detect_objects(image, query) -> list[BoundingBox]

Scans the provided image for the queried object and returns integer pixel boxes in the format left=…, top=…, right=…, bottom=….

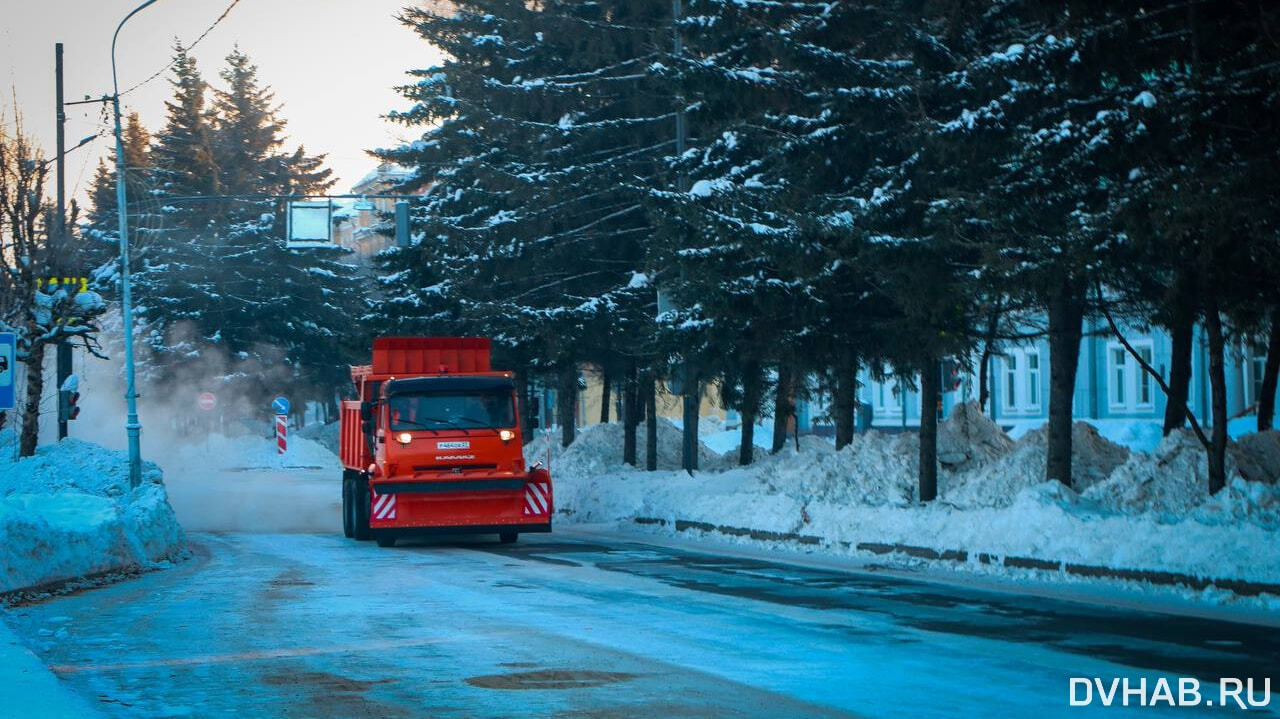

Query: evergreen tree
left=84, top=111, right=155, bottom=285
left=127, top=45, right=364, bottom=407
left=377, top=0, right=671, bottom=446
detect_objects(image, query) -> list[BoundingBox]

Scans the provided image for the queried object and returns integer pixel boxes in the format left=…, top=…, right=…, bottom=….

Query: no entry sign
left=197, top=392, right=216, bottom=411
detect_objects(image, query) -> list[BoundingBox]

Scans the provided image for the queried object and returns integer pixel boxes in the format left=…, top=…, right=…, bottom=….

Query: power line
left=118, top=0, right=244, bottom=98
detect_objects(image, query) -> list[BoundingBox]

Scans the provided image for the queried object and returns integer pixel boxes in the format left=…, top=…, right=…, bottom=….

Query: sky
left=0, top=0, right=444, bottom=203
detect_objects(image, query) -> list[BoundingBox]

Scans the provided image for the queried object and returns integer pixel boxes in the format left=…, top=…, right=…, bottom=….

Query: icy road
left=8, top=529, right=1279, bottom=718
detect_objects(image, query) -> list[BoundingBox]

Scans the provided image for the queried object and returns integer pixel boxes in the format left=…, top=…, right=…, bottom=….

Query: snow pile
left=551, top=418, right=1280, bottom=589
left=296, top=421, right=342, bottom=457
left=528, top=418, right=729, bottom=478
left=0, top=439, right=186, bottom=594
left=1085, top=430, right=1280, bottom=527
left=935, top=401, right=1013, bottom=470
left=948, top=422, right=1129, bottom=508
left=754, top=433, right=917, bottom=508
left=1232, top=430, right=1280, bottom=485
left=177, top=432, right=340, bottom=471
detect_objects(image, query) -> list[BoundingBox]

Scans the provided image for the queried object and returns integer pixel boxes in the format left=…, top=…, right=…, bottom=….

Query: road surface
left=6, top=529, right=1277, bottom=718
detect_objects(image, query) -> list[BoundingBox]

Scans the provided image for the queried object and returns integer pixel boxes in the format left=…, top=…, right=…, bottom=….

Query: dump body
left=340, top=337, right=551, bottom=545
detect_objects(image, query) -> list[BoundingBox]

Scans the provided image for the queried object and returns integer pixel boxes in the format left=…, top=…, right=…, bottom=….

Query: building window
left=1001, top=347, right=1042, bottom=414
left=1244, top=342, right=1268, bottom=408
left=1108, top=341, right=1155, bottom=412
left=870, top=369, right=903, bottom=417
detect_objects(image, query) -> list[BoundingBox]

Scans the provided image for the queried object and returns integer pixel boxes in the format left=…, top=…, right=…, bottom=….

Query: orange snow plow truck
left=340, top=337, right=552, bottom=548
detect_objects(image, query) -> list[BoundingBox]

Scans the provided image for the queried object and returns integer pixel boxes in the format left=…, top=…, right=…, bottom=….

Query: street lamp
left=111, top=0, right=160, bottom=487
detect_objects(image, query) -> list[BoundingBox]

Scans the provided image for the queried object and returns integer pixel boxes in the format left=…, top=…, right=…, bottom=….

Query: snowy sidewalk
left=0, top=615, right=103, bottom=718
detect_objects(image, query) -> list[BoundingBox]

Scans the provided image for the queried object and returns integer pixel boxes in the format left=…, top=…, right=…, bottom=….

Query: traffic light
left=940, top=358, right=964, bottom=392
left=58, top=389, right=81, bottom=422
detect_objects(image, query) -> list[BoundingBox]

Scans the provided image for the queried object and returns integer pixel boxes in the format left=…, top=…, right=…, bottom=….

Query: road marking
left=48, top=633, right=510, bottom=675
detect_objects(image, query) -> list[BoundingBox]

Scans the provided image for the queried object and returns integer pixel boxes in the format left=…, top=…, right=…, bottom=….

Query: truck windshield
left=388, top=390, right=516, bottom=431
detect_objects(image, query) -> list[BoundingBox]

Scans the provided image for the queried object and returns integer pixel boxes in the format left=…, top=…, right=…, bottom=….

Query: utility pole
left=54, top=42, right=73, bottom=441
left=672, top=0, right=699, bottom=473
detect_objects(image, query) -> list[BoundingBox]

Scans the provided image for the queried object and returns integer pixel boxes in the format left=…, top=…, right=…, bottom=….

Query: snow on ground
left=547, top=403, right=1280, bottom=594
left=0, top=618, right=102, bottom=718
left=0, top=439, right=186, bottom=594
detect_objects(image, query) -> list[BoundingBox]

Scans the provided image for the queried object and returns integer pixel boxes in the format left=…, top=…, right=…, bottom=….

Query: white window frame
left=1242, top=342, right=1266, bottom=409
left=870, top=369, right=903, bottom=418
left=1000, top=347, right=1042, bottom=415
left=1107, top=340, right=1155, bottom=413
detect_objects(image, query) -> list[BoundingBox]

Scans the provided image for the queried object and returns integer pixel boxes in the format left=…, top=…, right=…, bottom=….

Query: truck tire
left=375, top=532, right=396, bottom=548
left=341, top=477, right=354, bottom=539
left=353, top=477, right=372, bottom=541
left=499, top=531, right=518, bottom=544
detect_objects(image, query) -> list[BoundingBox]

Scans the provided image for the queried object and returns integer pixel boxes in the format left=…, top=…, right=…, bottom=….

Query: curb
left=633, top=516, right=1280, bottom=598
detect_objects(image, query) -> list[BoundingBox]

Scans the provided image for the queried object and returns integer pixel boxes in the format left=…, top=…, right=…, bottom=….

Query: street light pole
left=111, top=0, right=160, bottom=487
left=55, top=42, right=72, bottom=442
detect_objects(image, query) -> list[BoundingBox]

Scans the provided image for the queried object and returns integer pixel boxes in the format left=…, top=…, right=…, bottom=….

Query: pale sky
left=0, top=0, right=444, bottom=203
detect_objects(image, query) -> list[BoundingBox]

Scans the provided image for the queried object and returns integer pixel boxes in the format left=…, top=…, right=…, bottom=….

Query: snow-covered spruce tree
left=131, top=42, right=222, bottom=381
left=82, top=111, right=156, bottom=287
left=1101, top=1, right=1280, bottom=488
left=130, top=46, right=364, bottom=407
left=0, top=113, right=108, bottom=455
left=650, top=0, right=843, bottom=462
left=917, top=3, right=1155, bottom=489
left=377, top=1, right=671, bottom=446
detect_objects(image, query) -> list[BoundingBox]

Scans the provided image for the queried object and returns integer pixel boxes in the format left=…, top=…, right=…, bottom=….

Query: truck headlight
left=396, top=432, right=413, bottom=445
left=499, top=429, right=514, bottom=442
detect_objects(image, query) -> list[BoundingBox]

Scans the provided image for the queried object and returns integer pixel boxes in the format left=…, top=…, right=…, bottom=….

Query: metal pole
left=112, top=0, right=159, bottom=487
left=55, top=42, right=72, bottom=441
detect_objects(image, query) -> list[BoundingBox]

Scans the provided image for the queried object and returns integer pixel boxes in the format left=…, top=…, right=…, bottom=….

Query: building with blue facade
left=842, top=321, right=1273, bottom=432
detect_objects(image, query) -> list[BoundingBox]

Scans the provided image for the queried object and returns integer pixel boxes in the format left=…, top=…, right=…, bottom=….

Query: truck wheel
left=353, top=477, right=372, bottom=541
left=341, top=477, right=354, bottom=539
left=499, top=531, right=518, bottom=544
left=375, top=532, right=396, bottom=548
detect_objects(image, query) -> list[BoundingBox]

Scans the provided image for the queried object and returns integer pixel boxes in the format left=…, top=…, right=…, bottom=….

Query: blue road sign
left=272, top=395, right=290, bottom=416
left=0, top=333, right=13, bottom=411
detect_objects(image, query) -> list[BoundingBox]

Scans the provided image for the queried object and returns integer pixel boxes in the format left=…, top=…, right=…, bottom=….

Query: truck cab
left=340, top=338, right=552, bottom=547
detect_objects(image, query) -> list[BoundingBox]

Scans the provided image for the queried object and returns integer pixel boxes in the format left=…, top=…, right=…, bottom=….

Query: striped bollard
left=276, top=413, right=287, bottom=454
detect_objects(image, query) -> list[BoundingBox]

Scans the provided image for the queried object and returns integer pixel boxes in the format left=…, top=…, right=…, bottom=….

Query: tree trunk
left=833, top=362, right=857, bottom=450
left=1257, top=307, right=1280, bottom=432
left=739, top=361, right=762, bottom=466
left=1163, top=296, right=1195, bottom=435
left=681, top=389, right=699, bottom=472
left=1205, top=304, right=1228, bottom=494
left=599, top=371, right=611, bottom=424
left=623, top=362, right=638, bottom=466
left=19, top=342, right=47, bottom=457
left=978, top=300, right=1002, bottom=412
left=771, top=364, right=793, bottom=453
left=644, top=372, right=657, bottom=471
left=1045, top=283, right=1084, bottom=487
left=918, top=357, right=940, bottom=503
left=557, top=366, right=577, bottom=448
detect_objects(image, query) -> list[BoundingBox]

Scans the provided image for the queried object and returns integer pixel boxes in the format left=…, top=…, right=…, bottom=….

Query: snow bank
left=175, top=432, right=339, bottom=471
left=550, top=416, right=1280, bottom=590
left=950, top=421, right=1129, bottom=508
left=0, top=439, right=186, bottom=594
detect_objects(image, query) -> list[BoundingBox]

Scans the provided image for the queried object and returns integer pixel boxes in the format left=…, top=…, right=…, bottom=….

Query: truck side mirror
left=360, top=402, right=373, bottom=422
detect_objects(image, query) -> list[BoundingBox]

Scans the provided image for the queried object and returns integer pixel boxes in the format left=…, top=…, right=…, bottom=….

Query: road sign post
left=0, top=333, right=14, bottom=411
left=275, top=414, right=287, bottom=455
left=272, top=396, right=290, bottom=455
